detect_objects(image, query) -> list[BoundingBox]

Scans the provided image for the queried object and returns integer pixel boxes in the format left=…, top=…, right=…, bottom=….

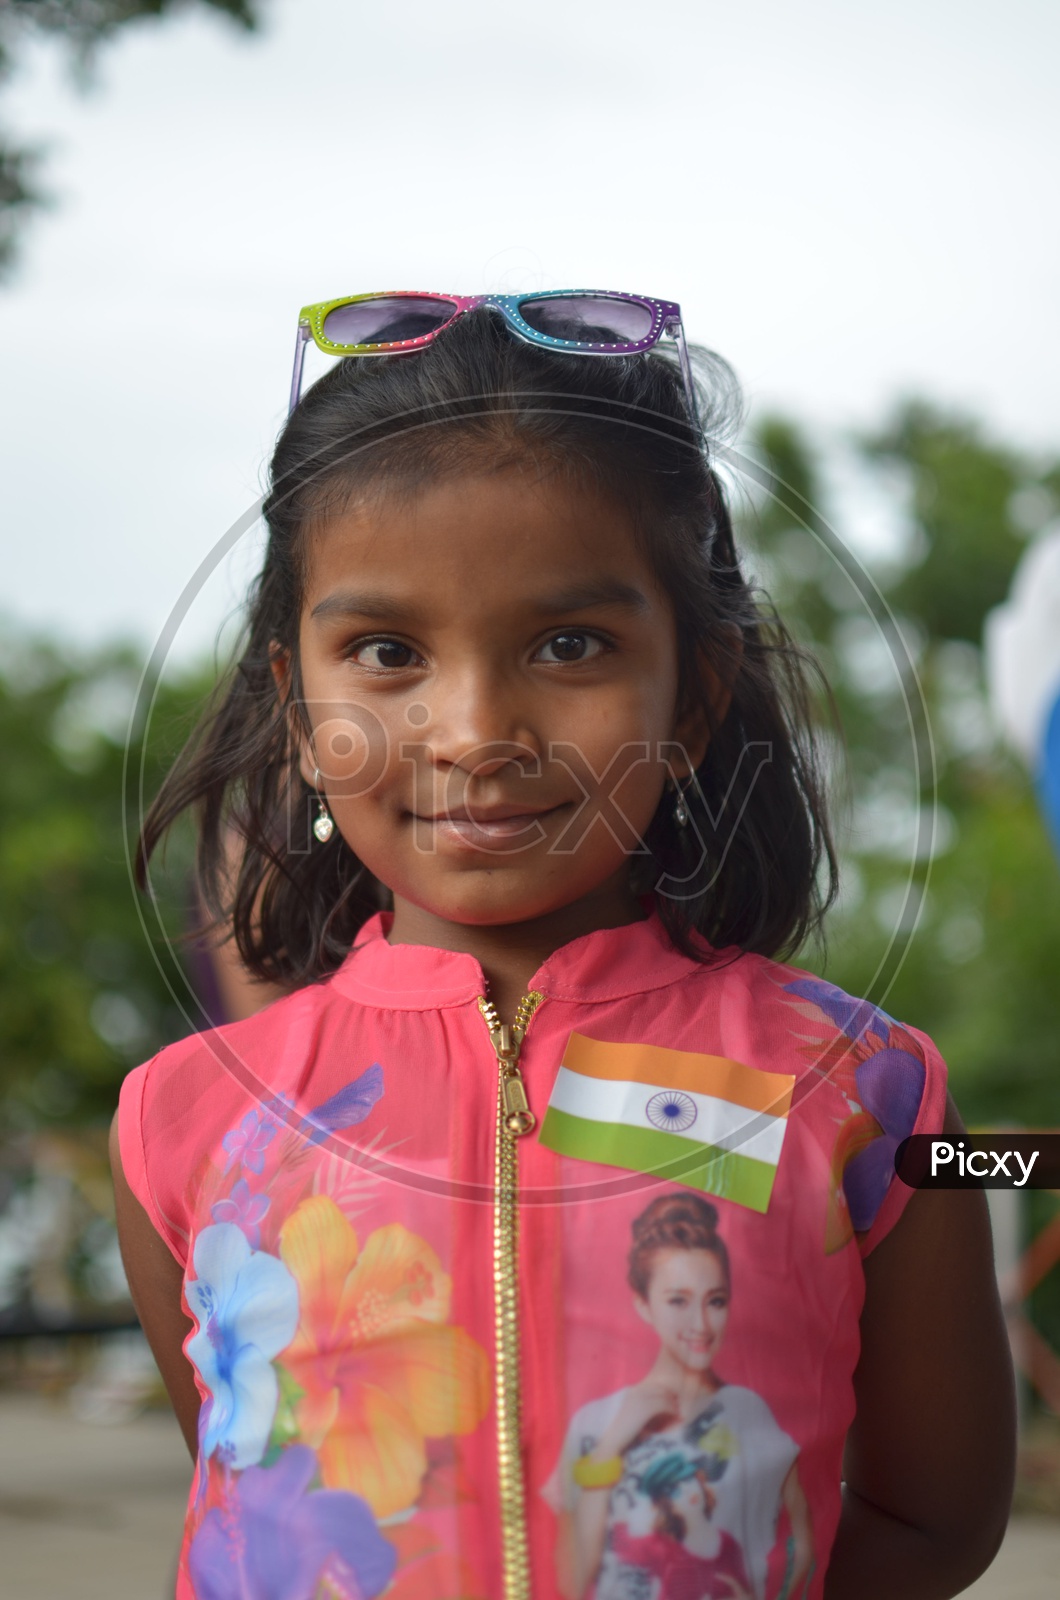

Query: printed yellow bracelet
left=572, top=1452, right=624, bottom=1489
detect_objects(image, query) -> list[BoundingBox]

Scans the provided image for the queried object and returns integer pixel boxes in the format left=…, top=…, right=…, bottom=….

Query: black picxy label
left=895, top=1134, right=1060, bottom=1190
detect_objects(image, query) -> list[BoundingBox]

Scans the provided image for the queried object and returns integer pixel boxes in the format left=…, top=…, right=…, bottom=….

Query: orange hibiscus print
left=277, top=1197, right=490, bottom=1519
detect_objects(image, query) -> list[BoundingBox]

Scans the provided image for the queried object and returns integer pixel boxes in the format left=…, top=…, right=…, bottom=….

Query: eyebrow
left=310, top=579, right=651, bottom=624
left=310, top=591, right=425, bottom=624
left=527, top=579, right=651, bottom=617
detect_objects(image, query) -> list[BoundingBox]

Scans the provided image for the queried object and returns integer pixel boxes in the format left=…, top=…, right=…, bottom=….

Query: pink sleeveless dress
left=119, top=909, right=946, bottom=1600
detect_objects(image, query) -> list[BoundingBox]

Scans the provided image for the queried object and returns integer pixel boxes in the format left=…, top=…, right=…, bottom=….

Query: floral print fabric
left=119, top=910, right=947, bottom=1599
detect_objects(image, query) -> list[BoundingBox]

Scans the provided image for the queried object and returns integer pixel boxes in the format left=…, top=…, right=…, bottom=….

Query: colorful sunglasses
left=288, top=288, right=699, bottom=425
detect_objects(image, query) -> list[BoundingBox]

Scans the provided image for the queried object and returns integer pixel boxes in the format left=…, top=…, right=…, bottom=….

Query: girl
left=548, top=1194, right=809, bottom=1600
left=112, top=293, right=1015, bottom=1600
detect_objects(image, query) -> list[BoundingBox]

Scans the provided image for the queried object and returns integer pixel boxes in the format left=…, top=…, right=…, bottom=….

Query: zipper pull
left=478, top=992, right=543, bottom=1139
left=503, top=1074, right=536, bottom=1137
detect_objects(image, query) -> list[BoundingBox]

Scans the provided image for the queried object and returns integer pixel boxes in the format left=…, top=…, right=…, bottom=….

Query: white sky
left=1, top=0, right=1058, bottom=664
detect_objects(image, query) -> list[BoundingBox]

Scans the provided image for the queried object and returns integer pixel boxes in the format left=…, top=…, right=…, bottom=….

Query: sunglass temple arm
left=668, top=318, right=701, bottom=434
left=288, top=322, right=311, bottom=416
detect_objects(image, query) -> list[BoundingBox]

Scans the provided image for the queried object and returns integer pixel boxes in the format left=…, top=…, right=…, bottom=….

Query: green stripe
left=539, top=1107, right=778, bottom=1213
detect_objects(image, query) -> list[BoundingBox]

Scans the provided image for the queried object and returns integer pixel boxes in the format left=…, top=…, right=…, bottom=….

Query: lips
left=412, top=802, right=566, bottom=850
left=427, top=804, right=546, bottom=824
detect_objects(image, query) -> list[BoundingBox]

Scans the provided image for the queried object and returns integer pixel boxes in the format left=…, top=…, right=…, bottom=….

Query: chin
left=409, top=875, right=576, bottom=929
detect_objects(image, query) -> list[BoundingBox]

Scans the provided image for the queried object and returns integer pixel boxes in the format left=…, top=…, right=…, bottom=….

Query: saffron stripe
left=538, top=1107, right=779, bottom=1213
left=562, top=1033, right=794, bottom=1117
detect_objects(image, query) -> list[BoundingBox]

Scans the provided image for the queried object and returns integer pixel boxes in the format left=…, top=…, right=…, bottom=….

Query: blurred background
left=1, top=2, right=1059, bottom=1595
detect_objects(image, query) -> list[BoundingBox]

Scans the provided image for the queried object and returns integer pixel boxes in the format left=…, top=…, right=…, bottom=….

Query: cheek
left=651, top=1303, right=685, bottom=1338
left=311, top=706, right=395, bottom=803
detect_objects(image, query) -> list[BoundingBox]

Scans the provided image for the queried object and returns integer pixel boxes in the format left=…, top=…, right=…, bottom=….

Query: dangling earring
left=673, top=778, right=690, bottom=829
left=312, top=767, right=335, bottom=843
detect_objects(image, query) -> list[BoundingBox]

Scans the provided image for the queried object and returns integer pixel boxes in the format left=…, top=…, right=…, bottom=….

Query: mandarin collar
left=329, top=906, right=708, bottom=1011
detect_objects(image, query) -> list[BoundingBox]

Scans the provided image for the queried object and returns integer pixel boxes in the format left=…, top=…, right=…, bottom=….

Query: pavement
left=1, top=1392, right=1058, bottom=1599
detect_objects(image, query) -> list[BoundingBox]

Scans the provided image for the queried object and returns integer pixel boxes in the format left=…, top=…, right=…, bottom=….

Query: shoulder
left=565, top=1386, right=629, bottom=1444
left=708, top=949, right=948, bottom=1123
left=136, top=969, right=349, bottom=1092
left=730, top=957, right=948, bottom=1253
left=714, top=1384, right=785, bottom=1430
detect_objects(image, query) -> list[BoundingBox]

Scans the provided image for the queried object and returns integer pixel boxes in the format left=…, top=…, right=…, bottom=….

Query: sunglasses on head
left=288, top=288, right=699, bottom=425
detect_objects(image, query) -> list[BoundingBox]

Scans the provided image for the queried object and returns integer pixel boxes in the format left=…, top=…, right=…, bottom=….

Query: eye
left=349, top=637, right=419, bottom=670
left=535, top=630, right=607, bottom=664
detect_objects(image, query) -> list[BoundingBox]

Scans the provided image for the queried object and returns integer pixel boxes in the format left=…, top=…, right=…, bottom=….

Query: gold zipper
left=477, top=989, right=544, bottom=1600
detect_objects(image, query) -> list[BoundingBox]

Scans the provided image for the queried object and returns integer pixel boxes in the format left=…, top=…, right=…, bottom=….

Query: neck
left=649, top=1346, right=719, bottom=1400
left=388, top=876, right=645, bottom=1020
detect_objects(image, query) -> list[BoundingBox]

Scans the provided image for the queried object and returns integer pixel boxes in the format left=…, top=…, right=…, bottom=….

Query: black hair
left=137, top=309, right=837, bottom=986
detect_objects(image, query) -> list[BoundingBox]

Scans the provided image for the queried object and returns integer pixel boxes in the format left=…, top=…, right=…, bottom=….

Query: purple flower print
left=302, top=1063, right=384, bottom=1146
left=210, top=1179, right=271, bottom=1249
left=188, top=1445, right=396, bottom=1600
left=222, top=1110, right=277, bottom=1176
left=842, top=1137, right=901, bottom=1232
left=854, top=1048, right=926, bottom=1142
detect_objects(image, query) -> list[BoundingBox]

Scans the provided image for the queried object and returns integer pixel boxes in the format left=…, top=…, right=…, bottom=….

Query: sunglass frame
left=288, top=288, right=698, bottom=425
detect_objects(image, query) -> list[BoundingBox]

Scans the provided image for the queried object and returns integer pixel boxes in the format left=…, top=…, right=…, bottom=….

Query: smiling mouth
left=411, top=803, right=568, bottom=848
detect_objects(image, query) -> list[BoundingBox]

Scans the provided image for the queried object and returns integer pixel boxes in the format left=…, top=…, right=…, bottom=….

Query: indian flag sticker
left=538, top=1033, right=796, bottom=1213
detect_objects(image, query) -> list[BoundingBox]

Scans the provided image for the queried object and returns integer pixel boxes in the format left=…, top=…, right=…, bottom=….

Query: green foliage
left=0, top=0, right=262, bottom=272
left=862, top=401, right=1030, bottom=645
left=0, top=632, right=211, bottom=1126
left=739, top=405, right=1060, bottom=1130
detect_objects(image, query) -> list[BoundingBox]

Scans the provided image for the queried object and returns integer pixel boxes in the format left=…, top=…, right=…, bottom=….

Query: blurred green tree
left=0, top=632, right=210, bottom=1126
left=0, top=0, right=262, bottom=272
left=739, top=404, right=1060, bottom=1128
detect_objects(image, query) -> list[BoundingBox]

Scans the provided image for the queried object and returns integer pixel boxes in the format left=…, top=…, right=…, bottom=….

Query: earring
left=312, top=767, right=335, bottom=843
left=673, top=779, right=690, bottom=829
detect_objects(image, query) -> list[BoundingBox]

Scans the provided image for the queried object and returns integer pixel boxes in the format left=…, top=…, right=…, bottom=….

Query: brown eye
left=537, top=631, right=605, bottom=664
left=352, top=639, right=417, bottom=669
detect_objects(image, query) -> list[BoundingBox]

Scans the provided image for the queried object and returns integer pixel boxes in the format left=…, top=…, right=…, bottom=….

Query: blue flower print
left=222, top=1109, right=277, bottom=1176
left=188, top=1445, right=396, bottom=1600
left=186, top=1223, right=299, bottom=1470
left=210, top=1179, right=271, bottom=1249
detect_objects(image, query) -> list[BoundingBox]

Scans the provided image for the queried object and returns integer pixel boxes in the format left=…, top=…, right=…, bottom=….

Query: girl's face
left=291, top=464, right=712, bottom=937
left=635, top=1247, right=730, bottom=1373
left=670, top=1473, right=713, bottom=1522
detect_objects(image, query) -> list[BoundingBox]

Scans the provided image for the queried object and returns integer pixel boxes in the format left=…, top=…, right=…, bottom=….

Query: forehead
left=648, top=1248, right=727, bottom=1292
left=301, top=466, right=666, bottom=618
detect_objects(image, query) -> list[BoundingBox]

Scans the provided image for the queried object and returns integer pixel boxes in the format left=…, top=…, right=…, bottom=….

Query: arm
left=569, top=1382, right=679, bottom=1597
left=109, top=1110, right=201, bottom=1460
left=824, top=1093, right=1016, bottom=1599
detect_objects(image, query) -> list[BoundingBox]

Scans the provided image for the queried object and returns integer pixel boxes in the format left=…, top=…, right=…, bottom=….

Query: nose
left=410, top=664, right=540, bottom=780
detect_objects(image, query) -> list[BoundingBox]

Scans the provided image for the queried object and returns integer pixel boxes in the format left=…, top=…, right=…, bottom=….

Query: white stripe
left=548, top=1067, right=788, bottom=1165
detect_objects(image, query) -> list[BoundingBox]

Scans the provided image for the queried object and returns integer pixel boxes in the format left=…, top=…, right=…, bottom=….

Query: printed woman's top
left=119, top=908, right=947, bottom=1600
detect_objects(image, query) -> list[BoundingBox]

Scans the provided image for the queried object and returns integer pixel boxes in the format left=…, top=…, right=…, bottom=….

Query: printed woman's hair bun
left=628, top=1192, right=730, bottom=1298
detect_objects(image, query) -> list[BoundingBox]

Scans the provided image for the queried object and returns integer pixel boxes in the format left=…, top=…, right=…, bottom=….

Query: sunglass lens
left=518, top=294, right=655, bottom=346
left=321, top=295, right=458, bottom=348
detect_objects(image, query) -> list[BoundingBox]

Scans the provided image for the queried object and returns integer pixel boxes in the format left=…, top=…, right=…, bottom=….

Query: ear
left=270, top=643, right=316, bottom=788
left=633, top=1295, right=654, bottom=1327
left=671, top=630, right=743, bottom=779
